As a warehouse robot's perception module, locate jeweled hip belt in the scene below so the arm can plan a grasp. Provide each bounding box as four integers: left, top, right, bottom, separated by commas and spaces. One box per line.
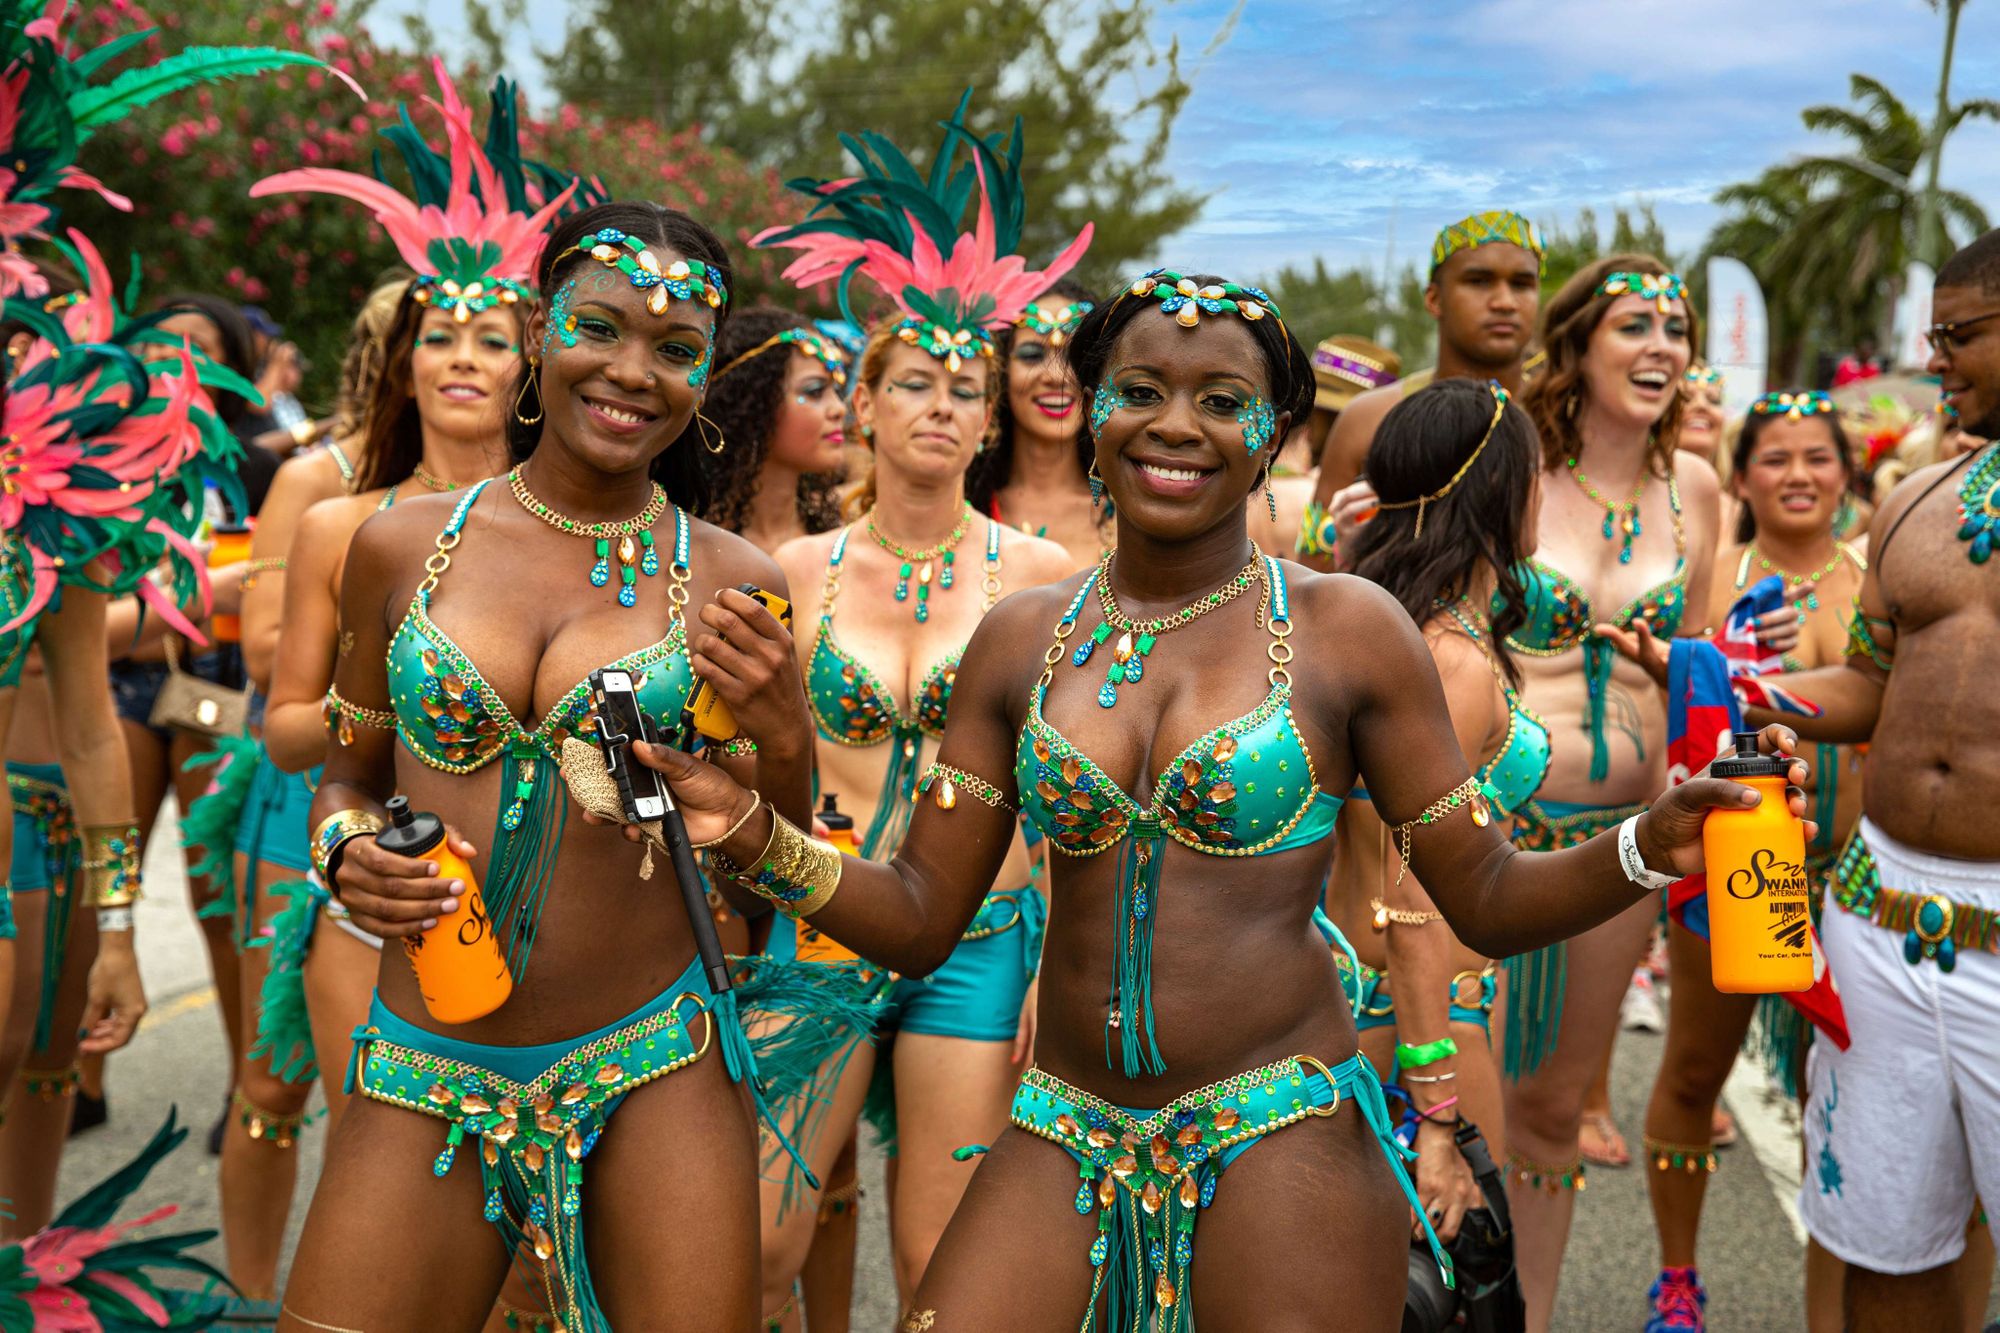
1832, 828, 2000, 971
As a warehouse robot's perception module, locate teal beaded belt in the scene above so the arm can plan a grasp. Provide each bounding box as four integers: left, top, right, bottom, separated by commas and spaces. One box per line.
1832, 827, 2000, 971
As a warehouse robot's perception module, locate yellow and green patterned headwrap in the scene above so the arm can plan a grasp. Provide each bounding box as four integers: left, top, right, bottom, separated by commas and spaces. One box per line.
1430, 211, 1544, 278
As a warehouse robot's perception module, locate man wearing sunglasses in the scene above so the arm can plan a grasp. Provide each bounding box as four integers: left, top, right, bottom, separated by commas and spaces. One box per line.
1716, 230, 2000, 1329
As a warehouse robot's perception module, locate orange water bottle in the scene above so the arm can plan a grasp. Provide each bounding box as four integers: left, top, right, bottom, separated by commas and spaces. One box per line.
1703, 733, 1813, 993
207, 522, 252, 642
796, 794, 859, 964
374, 796, 513, 1022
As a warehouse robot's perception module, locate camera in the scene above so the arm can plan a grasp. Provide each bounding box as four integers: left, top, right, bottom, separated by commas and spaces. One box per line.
1403, 1120, 1525, 1333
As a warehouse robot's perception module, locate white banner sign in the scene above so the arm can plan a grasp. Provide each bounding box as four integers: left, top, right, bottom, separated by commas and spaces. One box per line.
1891, 261, 1934, 372
1706, 256, 1768, 417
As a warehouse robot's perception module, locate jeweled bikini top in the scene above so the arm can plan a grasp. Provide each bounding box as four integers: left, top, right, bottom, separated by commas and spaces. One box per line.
1439, 603, 1549, 818
1506, 474, 1686, 781
386, 479, 694, 775
1017, 554, 1340, 859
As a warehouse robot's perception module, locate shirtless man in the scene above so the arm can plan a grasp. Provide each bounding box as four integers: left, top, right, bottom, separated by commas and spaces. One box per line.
1297, 210, 1542, 572
1719, 229, 2000, 1329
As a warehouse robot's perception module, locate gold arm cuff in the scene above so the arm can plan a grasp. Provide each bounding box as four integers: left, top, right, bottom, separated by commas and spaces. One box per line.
324, 688, 397, 748
713, 811, 841, 918
917, 762, 1014, 812
312, 809, 386, 882
1388, 776, 1498, 886
80, 824, 142, 907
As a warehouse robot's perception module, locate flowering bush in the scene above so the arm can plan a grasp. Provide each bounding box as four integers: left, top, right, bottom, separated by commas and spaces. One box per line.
63, 0, 807, 404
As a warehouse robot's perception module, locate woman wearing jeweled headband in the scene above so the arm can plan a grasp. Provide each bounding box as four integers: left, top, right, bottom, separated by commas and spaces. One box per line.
283, 196, 836, 1330
605, 243, 1811, 1323
748, 94, 1078, 1328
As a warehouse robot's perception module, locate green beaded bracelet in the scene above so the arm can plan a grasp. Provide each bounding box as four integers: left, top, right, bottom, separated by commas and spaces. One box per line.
1396, 1037, 1459, 1071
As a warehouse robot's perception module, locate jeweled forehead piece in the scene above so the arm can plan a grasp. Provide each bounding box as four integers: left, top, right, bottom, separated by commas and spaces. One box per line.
412, 271, 529, 323
896, 317, 994, 374
1018, 299, 1094, 347
1596, 271, 1686, 315
1750, 390, 1834, 420
1686, 364, 1724, 388
1124, 270, 1280, 329
779, 328, 848, 384
556, 229, 730, 317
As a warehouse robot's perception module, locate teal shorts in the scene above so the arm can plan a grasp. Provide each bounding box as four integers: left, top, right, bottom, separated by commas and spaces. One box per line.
8, 761, 68, 894
232, 753, 318, 874
767, 887, 1045, 1043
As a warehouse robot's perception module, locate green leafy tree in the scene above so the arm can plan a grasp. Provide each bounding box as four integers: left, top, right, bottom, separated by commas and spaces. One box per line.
1536, 204, 1677, 300
1262, 258, 1434, 370
553, 0, 1218, 291
61, 0, 801, 403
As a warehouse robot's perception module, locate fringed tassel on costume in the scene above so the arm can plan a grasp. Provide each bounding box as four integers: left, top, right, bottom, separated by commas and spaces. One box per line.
862, 1054, 898, 1156
1503, 942, 1566, 1079
30, 821, 78, 1054
734, 953, 885, 1218
179, 732, 261, 940
1751, 992, 1811, 1100
484, 746, 567, 983
1110, 820, 1166, 1078
248, 877, 328, 1084
1583, 638, 1617, 784
859, 726, 923, 860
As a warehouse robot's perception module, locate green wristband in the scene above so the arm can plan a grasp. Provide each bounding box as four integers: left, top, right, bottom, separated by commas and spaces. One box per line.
1396, 1037, 1458, 1071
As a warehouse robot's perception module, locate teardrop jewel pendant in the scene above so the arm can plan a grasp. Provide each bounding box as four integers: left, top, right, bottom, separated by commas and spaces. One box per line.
508, 467, 670, 610
590, 540, 611, 588
866, 503, 973, 624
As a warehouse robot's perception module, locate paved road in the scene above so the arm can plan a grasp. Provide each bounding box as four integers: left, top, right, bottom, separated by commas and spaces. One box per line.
57, 809, 1998, 1329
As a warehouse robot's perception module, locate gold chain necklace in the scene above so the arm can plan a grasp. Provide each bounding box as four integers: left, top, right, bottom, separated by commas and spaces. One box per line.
508, 466, 670, 609
412, 464, 457, 493
865, 503, 973, 623
1076, 545, 1264, 707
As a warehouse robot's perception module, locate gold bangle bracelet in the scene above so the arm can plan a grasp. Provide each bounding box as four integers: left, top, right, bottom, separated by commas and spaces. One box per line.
716, 811, 841, 918
694, 792, 763, 851
311, 809, 386, 882
80, 824, 142, 907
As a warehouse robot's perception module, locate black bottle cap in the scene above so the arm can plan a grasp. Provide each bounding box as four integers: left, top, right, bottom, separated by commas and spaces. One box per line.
373, 795, 444, 857
819, 792, 853, 832
1709, 731, 1790, 780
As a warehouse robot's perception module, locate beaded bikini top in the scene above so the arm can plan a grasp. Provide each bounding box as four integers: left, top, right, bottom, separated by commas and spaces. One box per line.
805, 524, 1002, 748
1017, 555, 1340, 861
1506, 474, 1686, 781
1440, 603, 1549, 818
386, 479, 694, 775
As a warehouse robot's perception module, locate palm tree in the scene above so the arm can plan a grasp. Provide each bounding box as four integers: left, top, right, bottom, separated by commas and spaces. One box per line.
1703, 70, 1996, 376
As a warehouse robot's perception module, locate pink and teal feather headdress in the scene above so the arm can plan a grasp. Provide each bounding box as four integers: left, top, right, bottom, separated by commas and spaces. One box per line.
0, 0, 353, 298
752, 90, 1092, 373
0, 227, 250, 640
251, 59, 584, 321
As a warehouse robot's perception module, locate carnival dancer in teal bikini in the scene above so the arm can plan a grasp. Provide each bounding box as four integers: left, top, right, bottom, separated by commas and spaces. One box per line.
208, 63, 559, 1310
614, 253, 1814, 1325
750, 97, 1079, 1329
1495, 255, 1730, 1331
287, 199, 830, 1332
1326, 378, 1549, 1250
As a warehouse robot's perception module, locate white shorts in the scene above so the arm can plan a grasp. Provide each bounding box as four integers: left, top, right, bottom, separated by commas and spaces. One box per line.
1798, 818, 2000, 1273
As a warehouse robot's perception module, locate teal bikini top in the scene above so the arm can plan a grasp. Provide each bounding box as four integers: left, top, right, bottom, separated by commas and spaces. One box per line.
807, 520, 1004, 859
1440, 603, 1549, 818
0, 536, 36, 691
1016, 553, 1340, 1078
1506, 474, 1686, 782
386, 480, 694, 774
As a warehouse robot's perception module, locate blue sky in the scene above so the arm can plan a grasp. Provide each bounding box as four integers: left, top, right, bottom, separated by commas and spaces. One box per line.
378, 0, 2000, 280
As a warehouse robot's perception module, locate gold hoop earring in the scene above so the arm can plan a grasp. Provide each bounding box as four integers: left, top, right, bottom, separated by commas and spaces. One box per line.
696, 410, 725, 455
513, 367, 543, 426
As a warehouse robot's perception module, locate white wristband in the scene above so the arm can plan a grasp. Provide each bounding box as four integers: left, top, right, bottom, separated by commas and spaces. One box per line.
96, 905, 135, 933
1618, 815, 1678, 891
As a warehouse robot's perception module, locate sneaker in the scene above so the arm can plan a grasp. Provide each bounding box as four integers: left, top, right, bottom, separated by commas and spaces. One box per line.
1621, 969, 1664, 1033
1646, 1266, 1706, 1332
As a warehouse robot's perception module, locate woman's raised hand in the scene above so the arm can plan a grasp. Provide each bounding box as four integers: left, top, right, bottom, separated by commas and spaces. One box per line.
688, 587, 812, 746
1636, 724, 1813, 877
628, 741, 761, 849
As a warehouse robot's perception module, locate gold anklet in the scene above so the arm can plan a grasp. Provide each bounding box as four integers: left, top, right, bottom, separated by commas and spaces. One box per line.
20, 1065, 78, 1100
1507, 1148, 1586, 1193
817, 1175, 863, 1225
763, 1289, 797, 1333
1643, 1136, 1718, 1174
232, 1089, 308, 1147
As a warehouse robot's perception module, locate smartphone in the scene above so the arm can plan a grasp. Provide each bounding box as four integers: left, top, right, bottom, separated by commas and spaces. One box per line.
683, 583, 794, 744
589, 668, 668, 822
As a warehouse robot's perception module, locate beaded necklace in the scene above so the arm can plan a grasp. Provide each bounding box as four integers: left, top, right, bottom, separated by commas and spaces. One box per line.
865, 503, 973, 623
1566, 456, 1648, 564
1074, 545, 1263, 708
1737, 542, 1856, 614
1956, 442, 2000, 564
507, 467, 669, 607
